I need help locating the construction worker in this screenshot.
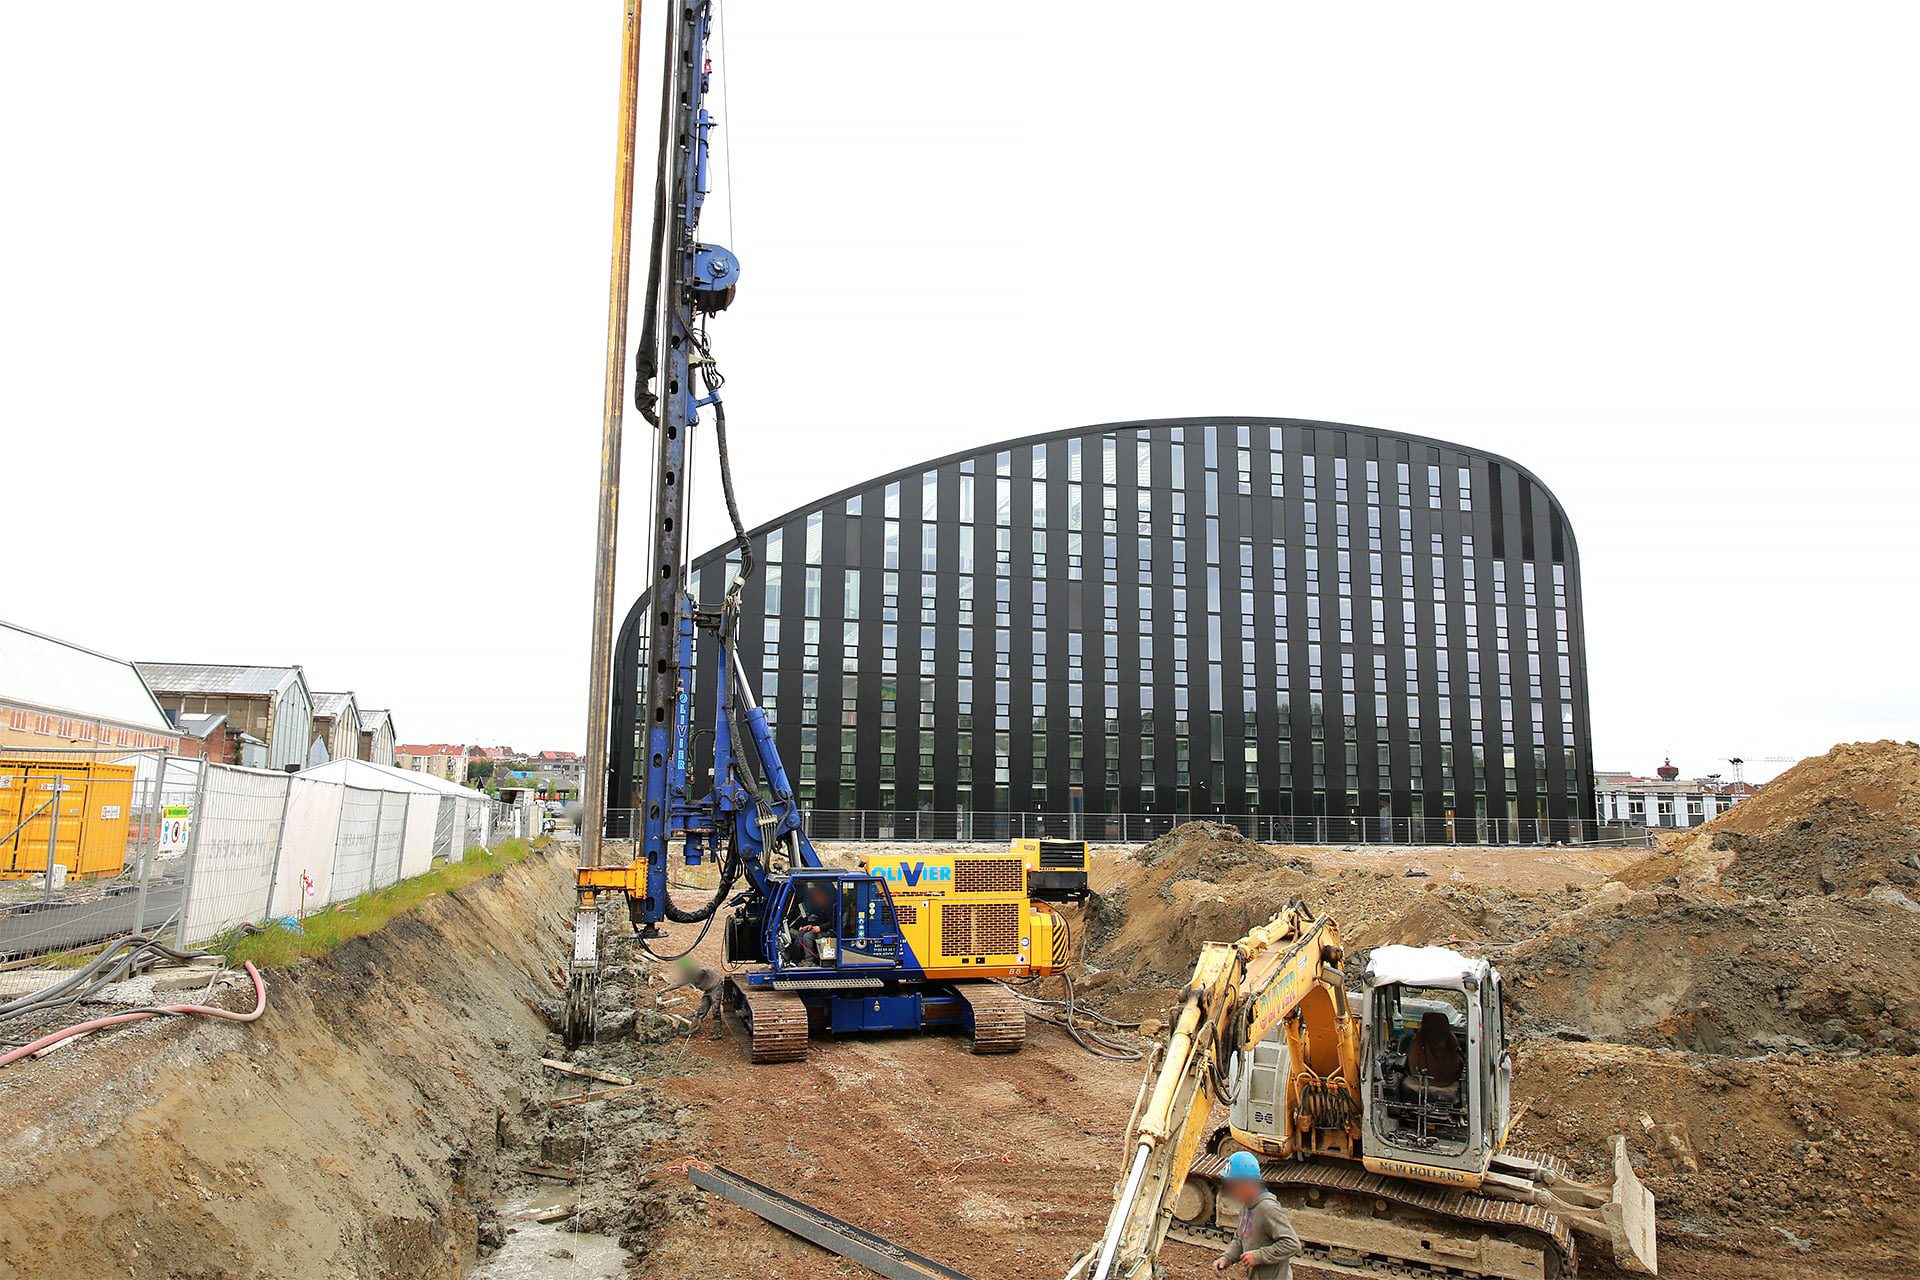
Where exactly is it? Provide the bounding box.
[660,955,727,1037]
[1213,1151,1301,1278]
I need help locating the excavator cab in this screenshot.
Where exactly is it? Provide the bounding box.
[1359,944,1510,1182]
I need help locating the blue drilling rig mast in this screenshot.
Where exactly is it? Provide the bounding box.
[567,0,1063,1062]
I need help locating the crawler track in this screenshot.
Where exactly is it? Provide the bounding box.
[734,978,809,1063]
[1183,1149,1575,1280]
[958,981,1025,1054]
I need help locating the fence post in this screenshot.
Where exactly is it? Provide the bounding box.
[262,772,296,922]
[369,791,387,888]
[42,770,64,904]
[174,762,213,946]
[131,753,161,936]
[325,785,350,915]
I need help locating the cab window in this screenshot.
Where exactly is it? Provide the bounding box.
[841,879,897,940]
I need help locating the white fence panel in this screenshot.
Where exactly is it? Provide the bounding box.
[373,792,408,889]
[331,786,383,900]
[432,797,457,861]
[272,778,343,918]
[399,794,436,879]
[179,765,290,946]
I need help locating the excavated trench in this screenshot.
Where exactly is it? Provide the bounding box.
[0,849,592,1280]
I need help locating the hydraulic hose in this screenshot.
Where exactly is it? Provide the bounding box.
[0,961,267,1069]
[663,842,740,924]
[632,0,679,424]
[0,932,205,1024]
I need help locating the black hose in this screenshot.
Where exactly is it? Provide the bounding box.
[0,931,207,1025]
[663,841,740,924]
[633,0,679,424]
[707,380,753,589]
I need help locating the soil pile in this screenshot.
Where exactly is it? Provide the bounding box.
[1506,884,1920,1054]
[1512,1040,1920,1268]
[1089,823,1557,990]
[1619,740,1920,897]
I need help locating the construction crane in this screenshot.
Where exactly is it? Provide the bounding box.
[1724,755,1798,785]
[1066,900,1657,1280]
[566,0,1078,1060]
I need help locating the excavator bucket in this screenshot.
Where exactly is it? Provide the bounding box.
[1602,1135,1659,1275]
[1489,1136,1657,1275]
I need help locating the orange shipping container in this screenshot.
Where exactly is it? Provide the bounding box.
[0,760,135,879]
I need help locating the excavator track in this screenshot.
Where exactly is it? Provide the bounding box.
[1180,1150,1576,1280]
[735,978,809,1064]
[958,981,1025,1054]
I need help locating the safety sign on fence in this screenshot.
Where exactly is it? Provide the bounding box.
[160,805,191,853]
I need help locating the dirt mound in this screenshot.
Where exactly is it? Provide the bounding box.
[1512,1038,1920,1265]
[1506,888,1920,1054]
[1138,820,1261,870]
[1620,741,1920,898]
[1089,823,1558,991]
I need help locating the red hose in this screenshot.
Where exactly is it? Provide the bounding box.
[0,962,268,1069]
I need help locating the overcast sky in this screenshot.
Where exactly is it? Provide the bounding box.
[3,3,1914,783]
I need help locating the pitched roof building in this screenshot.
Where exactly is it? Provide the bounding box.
[309,692,361,767]
[357,709,397,767]
[136,662,313,772]
[0,619,180,752]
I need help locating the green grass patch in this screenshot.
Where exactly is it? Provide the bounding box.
[214,838,536,969]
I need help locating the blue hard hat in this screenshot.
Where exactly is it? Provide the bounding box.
[1224,1151,1261,1181]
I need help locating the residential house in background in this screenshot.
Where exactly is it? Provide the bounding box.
[357,709,396,766]
[517,749,583,799]
[0,619,180,753]
[309,692,361,766]
[395,743,469,783]
[136,662,313,772]
[1594,759,1757,829]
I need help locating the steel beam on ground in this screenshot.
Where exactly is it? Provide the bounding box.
[688,1164,974,1280]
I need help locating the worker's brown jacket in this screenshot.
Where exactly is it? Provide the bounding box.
[1217,1190,1302,1280]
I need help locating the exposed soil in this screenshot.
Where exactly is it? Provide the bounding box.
[5,741,1918,1280]
[0,851,572,1280]
[1063,742,1920,1279]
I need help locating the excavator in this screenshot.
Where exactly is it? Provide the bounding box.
[1066,900,1656,1280]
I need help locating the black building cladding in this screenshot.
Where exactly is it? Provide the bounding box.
[612,418,1595,833]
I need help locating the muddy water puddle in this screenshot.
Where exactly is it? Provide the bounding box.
[470,1191,632,1280]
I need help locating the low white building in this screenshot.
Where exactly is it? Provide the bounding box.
[1595,760,1757,829]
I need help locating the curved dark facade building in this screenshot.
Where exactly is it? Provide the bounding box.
[612,418,1595,840]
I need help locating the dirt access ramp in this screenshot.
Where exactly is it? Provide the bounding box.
[0,849,572,1280]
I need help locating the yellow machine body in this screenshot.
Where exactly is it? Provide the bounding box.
[0,759,136,879]
[858,850,1067,980]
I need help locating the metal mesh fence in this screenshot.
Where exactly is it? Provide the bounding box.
[371,792,408,889]
[0,747,176,961]
[432,798,457,861]
[0,744,530,957]
[330,786,383,902]
[600,807,1648,849]
[177,764,290,947]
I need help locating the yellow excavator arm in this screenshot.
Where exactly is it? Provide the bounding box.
[1066,900,1358,1280]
